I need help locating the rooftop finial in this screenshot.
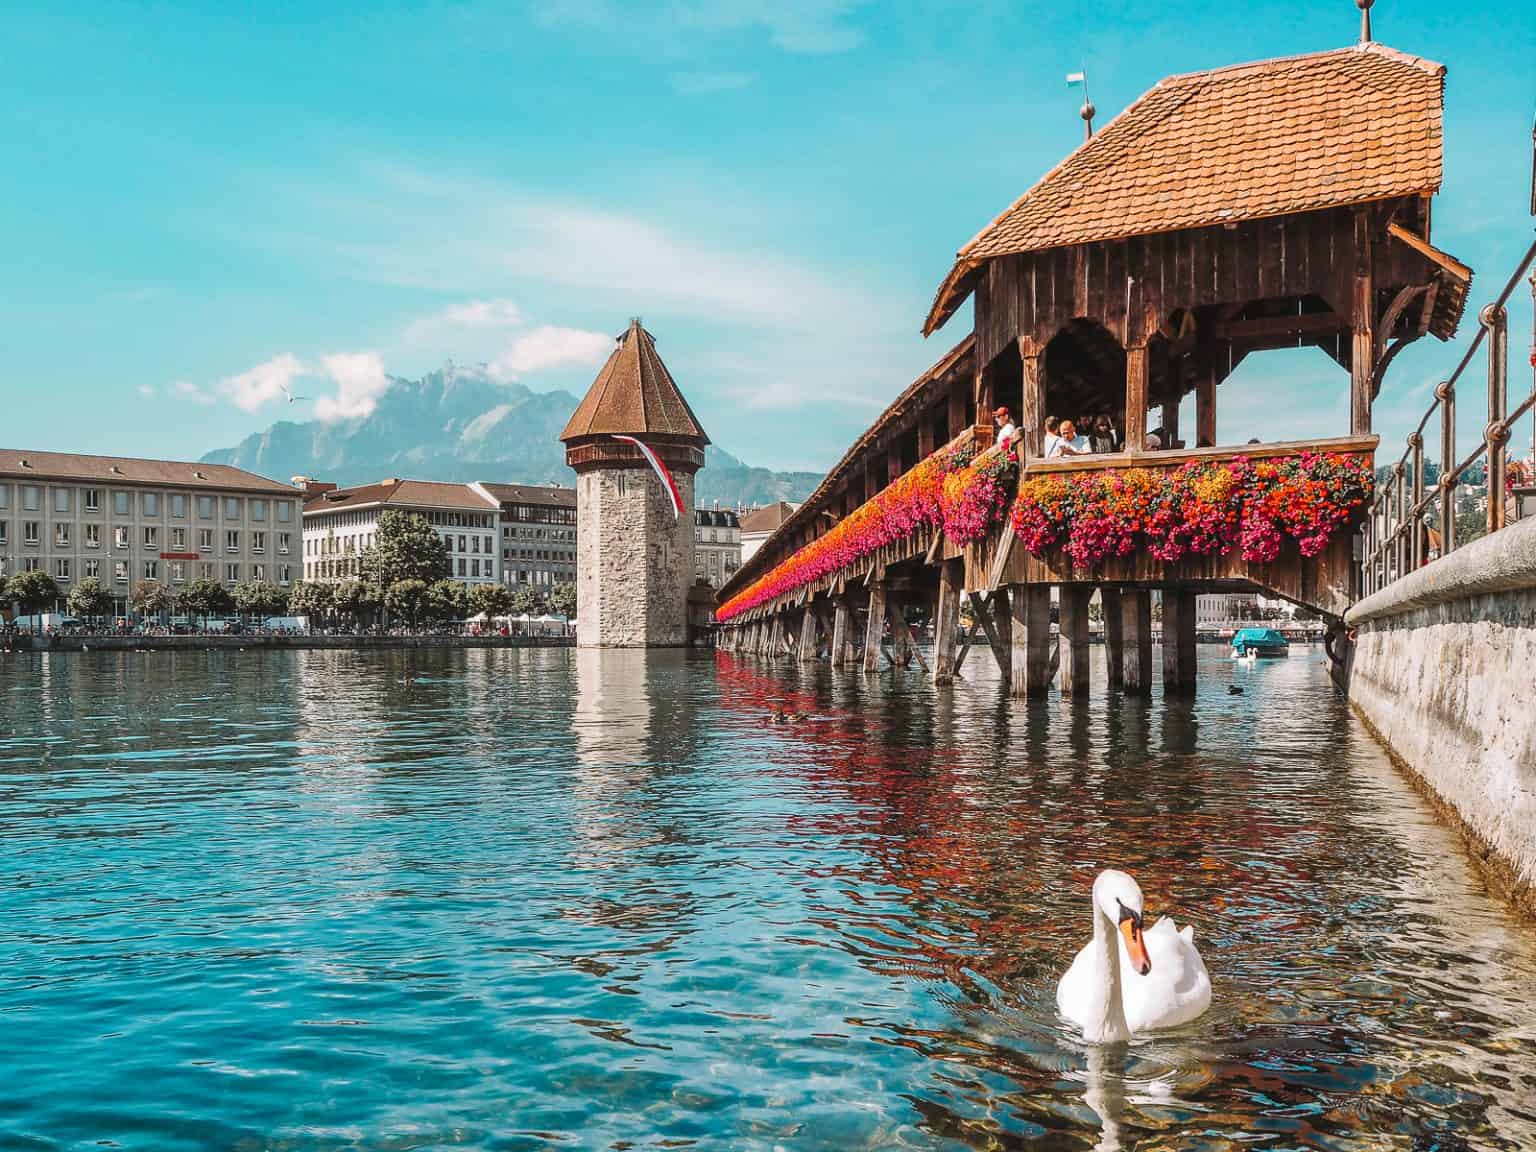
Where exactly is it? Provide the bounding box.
[1067,69,1094,140]
[1357,0,1374,43]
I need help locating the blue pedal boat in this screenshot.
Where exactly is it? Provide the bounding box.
[1231,627,1290,657]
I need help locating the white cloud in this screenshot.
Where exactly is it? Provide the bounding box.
[490,324,612,380]
[171,379,216,406]
[404,297,524,344]
[314,352,389,422]
[220,354,306,412]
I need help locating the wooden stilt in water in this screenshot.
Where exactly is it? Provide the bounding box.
[863,583,887,673]
[798,605,818,663]
[1161,589,1198,695]
[1009,584,1052,696]
[1122,590,1153,695]
[886,601,929,673]
[969,590,1011,680]
[1059,586,1091,698]
[933,559,962,685]
[831,599,854,667]
[1101,588,1124,689]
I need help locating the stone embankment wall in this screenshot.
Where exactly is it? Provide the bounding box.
[1346,516,1536,912]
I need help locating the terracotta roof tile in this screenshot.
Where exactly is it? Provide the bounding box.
[0,448,294,495]
[560,321,709,444]
[304,479,499,514]
[476,482,576,509]
[926,43,1445,333]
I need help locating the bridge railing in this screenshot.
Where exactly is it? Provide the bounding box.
[1359,236,1536,598]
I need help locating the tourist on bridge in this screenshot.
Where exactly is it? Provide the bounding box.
[1042,415,1063,458]
[1048,419,1090,459]
[992,405,1017,450]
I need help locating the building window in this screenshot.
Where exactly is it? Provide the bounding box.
[0,522,6,546]
[278,532,291,555]
[143,526,158,549]
[114,526,130,549]
[199,562,215,581]
[113,560,128,583]
[252,563,265,581]
[83,488,100,512]
[457,558,466,576]
[53,488,71,514]
[84,524,100,548]
[22,485,41,512]
[114,491,130,516]
[143,492,160,517]
[170,527,186,550]
[171,494,186,518]
[277,501,292,524]
[53,523,70,547]
[224,497,240,520]
[84,559,99,578]
[143,560,159,581]
[458,535,467,553]
[24,521,40,545]
[169,561,186,583]
[226,563,240,583]
[22,557,40,572]
[198,496,214,519]
[279,564,292,585]
[251,500,266,523]
[199,528,214,551]
[226,530,239,552]
[0,485,8,510]
[252,531,266,554]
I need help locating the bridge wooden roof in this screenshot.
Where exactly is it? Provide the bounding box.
[926,43,1446,335]
[560,320,710,445]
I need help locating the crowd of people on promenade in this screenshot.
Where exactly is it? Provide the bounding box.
[992,407,1204,456]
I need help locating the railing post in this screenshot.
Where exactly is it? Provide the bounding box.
[1410,432,1425,569]
[1483,302,1509,535]
[1395,463,1408,582]
[1437,380,1456,556]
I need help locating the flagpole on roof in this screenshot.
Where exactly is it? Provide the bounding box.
[1067,68,1094,141]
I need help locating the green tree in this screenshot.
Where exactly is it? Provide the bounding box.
[333,580,383,629]
[67,576,112,620]
[361,510,451,588]
[130,579,173,618]
[6,570,61,615]
[177,578,233,624]
[426,578,468,623]
[385,578,430,626]
[468,582,513,619]
[233,581,289,618]
[510,583,546,618]
[288,581,336,626]
[548,582,577,620]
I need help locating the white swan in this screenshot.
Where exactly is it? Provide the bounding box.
[1056,869,1211,1043]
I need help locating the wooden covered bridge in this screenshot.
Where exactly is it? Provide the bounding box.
[714,37,1472,696]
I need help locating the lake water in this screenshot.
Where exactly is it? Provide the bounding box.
[1,645,1533,1150]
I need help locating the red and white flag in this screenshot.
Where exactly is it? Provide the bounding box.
[613,434,683,522]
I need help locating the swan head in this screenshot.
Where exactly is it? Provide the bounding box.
[1093,869,1152,976]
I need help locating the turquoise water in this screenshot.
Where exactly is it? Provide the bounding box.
[1,646,1533,1150]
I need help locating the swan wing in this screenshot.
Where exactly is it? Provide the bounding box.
[1120,917,1212,1033]
[1056,938,1100,1029]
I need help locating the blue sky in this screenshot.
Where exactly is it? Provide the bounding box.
[1,1,1532,473]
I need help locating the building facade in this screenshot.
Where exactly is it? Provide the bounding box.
[561,320,710,647]
[739,501,795,565]
[694,507,741,589]
[302,479,501,585]
[0,448,299,608]
[476,482,578,589]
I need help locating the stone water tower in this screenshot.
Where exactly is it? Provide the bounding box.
[560,320,709,647]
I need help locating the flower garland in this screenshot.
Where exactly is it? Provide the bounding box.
[717,445,1017,622]
[1009,452,1372,569]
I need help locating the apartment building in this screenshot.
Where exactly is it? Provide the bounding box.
[0,448,299,603]
[476,482,577,589]
[301,479,501,585]
[694,507,741,589]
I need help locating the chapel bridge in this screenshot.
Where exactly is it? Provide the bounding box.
[713,36,1481,695]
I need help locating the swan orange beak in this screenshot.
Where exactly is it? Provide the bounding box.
[1120,916,1152,976]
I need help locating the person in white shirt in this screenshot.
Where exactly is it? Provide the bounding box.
[1042,415,1062,459]
[1048,419,1090,458]
[992,406,1017,449]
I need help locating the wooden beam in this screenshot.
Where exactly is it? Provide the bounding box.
[952,617,981,674]
[932,558,962,686]
[830,599,855,667]
[1023,434,1380,476]
[1101,588,1124,688]
[1010,583,1052,697]
[1019,334,1044,460]
[969,590,1010,680]
[1213,310,1344,342]
[863,583,886,673]
[1122,590,1153,695]
[1161,589,1197,695]
[1196,362,1217,447]
[886,601,930,674]
[986,525,1016,593]
[1125,343,1149,454]
[1351,208,1375,436]
[1059,586,1092,698]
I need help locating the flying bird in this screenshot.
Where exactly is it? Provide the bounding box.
[280,384,307,404]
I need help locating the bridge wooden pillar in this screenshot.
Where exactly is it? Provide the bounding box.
[1122,590,1153,695]
[1019,335,1044,459]
[969,589,1011,680]
[863,582,886,672]
[933,558,962,686]
[1008,583,1052,697]
[1197,363,1217,446]
[1350,207,1375,436]
[1126,342,1150,454]
[1059,586,1092,698]
[798,604,818,663]
[830,599,855,667]
[1161,589,1198,695]
[1101,588,1124,689]
[1161,396,1181,448]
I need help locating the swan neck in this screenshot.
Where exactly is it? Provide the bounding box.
[1089,901,1131,1043]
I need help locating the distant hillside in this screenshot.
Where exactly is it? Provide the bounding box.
[201,366,822,507]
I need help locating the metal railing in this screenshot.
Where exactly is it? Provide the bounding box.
[1359,236,1536,597]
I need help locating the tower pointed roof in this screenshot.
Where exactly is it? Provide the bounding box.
[560,320,710,445]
